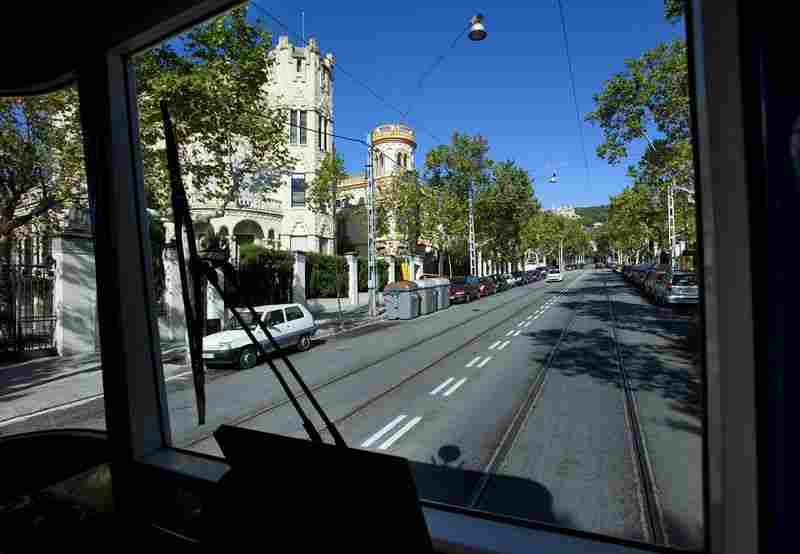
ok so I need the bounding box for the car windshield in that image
[673,274,697,286]
[224,311,263,330]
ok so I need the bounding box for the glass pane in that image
[268,310,285,325]
[0,85,104,435]
[128,3,704,550]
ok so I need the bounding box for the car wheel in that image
[238,346,258,370]
[297,334,312,352]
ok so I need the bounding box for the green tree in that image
[0,89,85,250]
[134,6,293,216]
[586,2,694,260]
[476,161,538,270]
[422,132,491,274]
[306,152,349,321]
[380,169,422,254]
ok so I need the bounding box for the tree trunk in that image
[438,247,445,276]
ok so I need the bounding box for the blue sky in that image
[248,1,685,208]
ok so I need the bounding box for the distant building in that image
[544,205,581,220]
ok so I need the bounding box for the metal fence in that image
[0,262,57,357]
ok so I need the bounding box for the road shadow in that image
[410,444,575,529]
[540,273,704,437]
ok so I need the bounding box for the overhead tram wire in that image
[402,20,471,123]
[249,1,444,145]
[556,0,592,190]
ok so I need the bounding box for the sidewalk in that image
[0,342,187,396]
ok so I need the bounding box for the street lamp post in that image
[466,15,486,278]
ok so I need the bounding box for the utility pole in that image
[367,134,377,316]
[667,181,676,269]
[468,181,477,276]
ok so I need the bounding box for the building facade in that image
[337,123,421,257]
[188,36,337,256]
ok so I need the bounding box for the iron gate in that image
[0,262,57,357]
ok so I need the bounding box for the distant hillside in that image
[575,205,609,225]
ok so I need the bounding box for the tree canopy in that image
[134,6,293,215]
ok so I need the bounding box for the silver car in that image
[654,272,699,305]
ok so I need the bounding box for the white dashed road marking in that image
[442,377,468,397]
[430,378,454,395]
[513,330,521,337]
[497,340,511,351]
[466,356,482,368]
[524,321,532,328]
[361,415,407,448]
[489,341,501,350]
[477,356,493,368]
[378,416,422,450]
[505,330,515,337]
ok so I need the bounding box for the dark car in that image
[478,276,497,297]
[449,276,481,303]
[491,273,511,293]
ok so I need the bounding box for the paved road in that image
[1,269,703,550]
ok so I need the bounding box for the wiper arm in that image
[161,101,346,447]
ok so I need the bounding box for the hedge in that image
[305,252,348,299]
[235,248,294,306]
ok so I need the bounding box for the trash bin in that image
[383,281,420,320]
[432,277,451,310]
[414,279,439,315]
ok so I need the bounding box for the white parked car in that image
[202,303,318,369]
[545,268,564,282]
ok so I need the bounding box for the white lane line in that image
[477,356,493,368]
[488,341,501,350]
[497,340,511,351]
[513,330,522,337]
[442,377,468,397]
[361,415,407,448]
[505,330,515,337]
[466,356,482,368]
[430,378,455,395]
[526,315,533,320]
[533,315,540,320]
[524,321,532,328]
[517,321,525,327]
[378,416,422,450]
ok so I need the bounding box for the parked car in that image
[654,272,699,305]
[491,274,511,293]
[203,303,317,369]
[479,276,497,297]
[450,276,481,303]
[643,270,667,298]
[545,267,564,282]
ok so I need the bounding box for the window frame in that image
[285,306,304,322]
[299,110,307,145]
[289,109,298,145]
[62,0,766,552]
[267,309,285,326]
[291,175,307,208]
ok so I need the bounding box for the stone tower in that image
[371,124,416,178]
